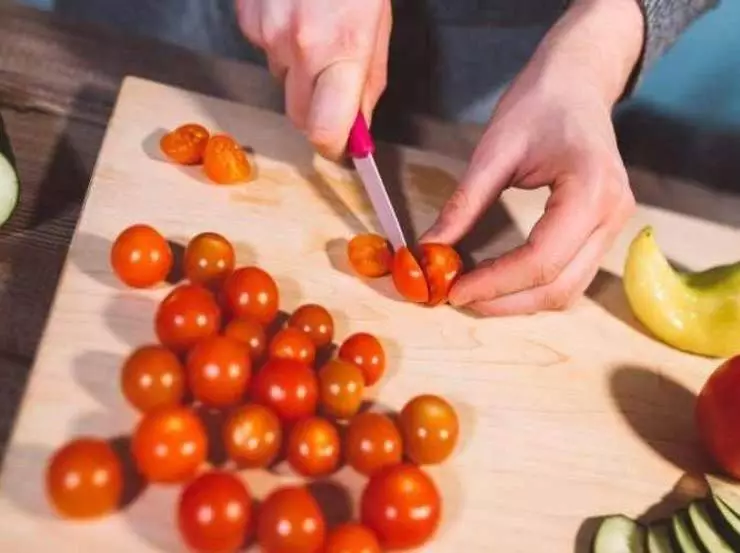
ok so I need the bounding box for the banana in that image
[623,226,740,358]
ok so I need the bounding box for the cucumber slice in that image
[647,521,675,553]
[592,515,647,553]
[671,510,702,553]
[687,500,733,552]
[709,492,740,548]
[0,113,19,227]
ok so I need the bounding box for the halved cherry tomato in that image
[221,266,279,325]
[223,404,282,468]
[345,412,402,476]
[399,394,459,465]
[250,358,318,423]
[347,234,393,278]
[46,438,123,519]
[286,417,341,477]
[360,463,441,550]
[203,134,251,185]
[337,333,385,387]
[131,406,208,484]
[120,344,185,413]
[155,284,221,353]
[186,336,251,407]
[224,316,267,364]
[257,486,326,553]
[287,304,334,348]
[111,224,173,288]
[160,123,210,165]
[269,327,316,366]
[318,359,365,419]
[183,232,235,286]
[391,247,429,303]
[178,470,252,553]
[418,243,463,305]
[324,523,381,553]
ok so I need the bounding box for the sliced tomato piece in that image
[391,247,430,303]
[418,243,463,305]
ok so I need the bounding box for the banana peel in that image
[623,226,740,358]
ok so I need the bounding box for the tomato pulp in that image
[347,234,393,278]
[203,134,251,184]
[160,123,210,165]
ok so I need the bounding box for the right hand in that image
[236,0,392,159]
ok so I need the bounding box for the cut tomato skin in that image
[391,247,430,303]
[418,243,463,305]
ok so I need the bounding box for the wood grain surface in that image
[1,76,739,551]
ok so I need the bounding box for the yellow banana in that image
[623,226,740,358]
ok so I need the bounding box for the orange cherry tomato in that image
[345,412,402,476]
[131,406,207,484]
[324,523,381,553]
[399,394,459,465]
[337,333,385,386]
[160,123,210,165]
[269,327,316,366]
[391,246,429,303]
[418,243,463,305]
[286,417,341,477]
[318,359,365,419]
[287,304,334,348]
[120,344,185,413]
[155,283,221,353]
[178,470,252,553]
[250,358,318,423]
[221,266,279,325]
[224,316,267,364]
[256,486,326,553]
[46,438,123,519]
[347,234,393,278]
[223,404,282,468]
[110,224,173,288]
[183,232,236,286]
[360,463,441,550]
[203,134,252,185]
[186,336,251,408]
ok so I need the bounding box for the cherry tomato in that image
[287,304,334,348]
[46,438,123,519]
[391,246,429,303]
[250,358,318,423]
[203,134,251,184]
[224,316,267,364]
[186,336,251,407]
[120,344,185,413]
[183,232,235,286]
[318,359,365,419]
[110,224,173,288]
[178,470,252,553]
[286,417,340,477]
[131,406,207,483]
[269,327,316,366]
[360,463,441,550]
[418,243,463,305]
[155,283,221,353]
[337,333,385,386]
[221,266,279,325]
[160,123,210,165]
[345,412,402,476]
[256,486,326,553]
[324,523,381,553]
[223,404,282,468]
[347,234,393,278]
[399,394,459,465]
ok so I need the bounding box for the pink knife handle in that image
[347,112,375,158]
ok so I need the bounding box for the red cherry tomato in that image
[287,304,334,348]
[223,404,282,468]
[269,327,316,366]
[286,417,341,477]
[324,523,381,553]
[399,394,460,465]
[186,336,251,407]
[347,234,393,278]
[256,486,326,553]
[46,438,123,519]
[203,134,252,185]
[337,333,385,387]
[345,412,402,476]
[221,266,279,325]
[155,283,221,353]
[178,470,252,553]
[110,224,173,288]
[360,463,441,550]
[391,246,429,303]
[183,232,236,286]
[318,359,365,419]
[418,243,463,305]
[131,406,208,484]
[250,358,318,423]
[160,123,210,165]
[224,316,267,364]
[120,344,185,413]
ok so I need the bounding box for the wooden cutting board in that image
[1,76,739,552]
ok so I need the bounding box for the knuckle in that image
[525,247,562,288]
[332,26,370,58]
[293,26,317,54]
[541,285,572,311]
[444,188,474,219]
[261,24,281,50]
[307,126,341,159]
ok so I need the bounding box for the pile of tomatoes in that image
[46,223,461,552]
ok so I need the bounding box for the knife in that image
[347,113,408,251]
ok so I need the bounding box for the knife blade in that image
[347,113,408,251]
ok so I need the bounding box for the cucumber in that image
[0,112,19,227]
[708,492,740,548]
[687,500,733,552]
[671,510,702,553]
[646,521,675,553]
[592,515,647,553]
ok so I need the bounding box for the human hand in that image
[235,0,392,159]
[422,0,644,316]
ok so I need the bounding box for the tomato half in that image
[250,358,319,423]
[160,123,210,165]
[287,304,334,348]
[391,244,462,305]
[186,336,251,407]
[324,523,381,553]
[120,344,185,413]
[318,359,365,419]
[345,412,402,476]
[110,224,173,288]
[391,247,429,303]
[203,134,252,185]
[286,417,341,477]
[337,333,385,387]
[155,284,221,353]
[347,234,393,278]
[399,394,459,465]
[269,327,316,366]
[256,486,326,553]
[223,404,282,468]
[221,266,279,325]
[224,316,267,364]
[183,232,236,286]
